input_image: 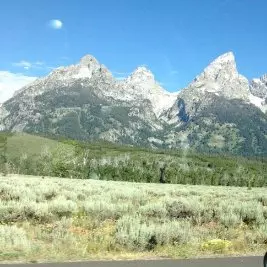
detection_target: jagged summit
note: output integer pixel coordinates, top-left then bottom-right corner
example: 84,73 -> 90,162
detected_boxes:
207,51 -> 237,74
132,66 -> 154,76
251,74 -> 267,85
186,51 -> 250,100
79,54 -> 99,66
127,66 -> 155,86
44,54 -> 110,81
195,51 -> 238,82
259,73 -> 267,83
212,51 -> 235,64
250,73 -> 267,99
118,65 -> 178,117
8,53 -> 178,119
0,51 -> 267,156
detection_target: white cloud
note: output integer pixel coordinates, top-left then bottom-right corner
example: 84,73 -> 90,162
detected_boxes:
12,60 -> 46,70
48,19 -> 63,30
35,61 -> 44,66
0,71 -> 36,103
13,60 -> 32,70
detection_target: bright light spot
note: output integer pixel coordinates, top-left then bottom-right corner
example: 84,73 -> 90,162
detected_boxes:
49,19 -> 63,30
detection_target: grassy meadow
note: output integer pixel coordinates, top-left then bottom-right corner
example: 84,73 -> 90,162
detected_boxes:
1,174 -> 267,263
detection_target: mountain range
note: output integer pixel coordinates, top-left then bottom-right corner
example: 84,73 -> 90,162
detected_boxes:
0,52 -> 266,156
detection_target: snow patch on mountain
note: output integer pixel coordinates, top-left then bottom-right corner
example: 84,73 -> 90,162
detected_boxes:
249,93 -> 265,108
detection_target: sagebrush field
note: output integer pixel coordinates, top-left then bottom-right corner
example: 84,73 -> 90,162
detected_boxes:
1,174 -> 267,263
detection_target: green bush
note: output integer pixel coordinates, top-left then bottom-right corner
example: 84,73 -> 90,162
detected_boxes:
138,202 -> 167,219
165,197 -> 200,219
48,196 -> 77,218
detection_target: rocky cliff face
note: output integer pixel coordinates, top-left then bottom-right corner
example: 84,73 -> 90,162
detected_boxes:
0,52 -> 266,156
0,55 -> 177,146
161,52 -> 267,155
188,52 -> 250,100
164,52 -> 267,123
248,74 -> 267,114
11,55 -> 178,119
250,74 -> 267,99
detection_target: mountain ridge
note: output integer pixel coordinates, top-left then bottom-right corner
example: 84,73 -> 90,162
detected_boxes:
10,51 -> 267,105
0,51 -> 267,156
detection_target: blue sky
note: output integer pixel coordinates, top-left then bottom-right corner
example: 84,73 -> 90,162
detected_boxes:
0,0 -> 267,99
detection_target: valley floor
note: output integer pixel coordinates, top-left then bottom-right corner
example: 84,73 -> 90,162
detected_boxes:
0,174 -> 267,263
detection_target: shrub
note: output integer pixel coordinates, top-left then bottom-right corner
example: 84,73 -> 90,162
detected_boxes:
0,184 -> 21,201
164,197 -> 200,219
239,201 -> 265,225
138,202 -> 167,219
0,201 -> 24,223
219,212 -> 241,228
22,202 -> 53,223
82,200 -> 132,220
247,223 -> 267,244
115,215 -> 192,251
52,161 -> 70,178
48,196 -> 78,218
0,225 -> 31,253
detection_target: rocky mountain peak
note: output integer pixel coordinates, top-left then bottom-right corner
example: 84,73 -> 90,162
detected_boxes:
1,51 -> 267,156
46,54 -> 111,81
195,51 -> 238,82
212,51 -> 235,64
132,66 -> 153,75
112,65 -> 178,118
72,54 -> 103,79
251,73 -> 267,85
250,74 -> 267,99
79,54 -> 100,69
187,51 -> 250,100
127,66 -> 155,85
260,74 -> 267,83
